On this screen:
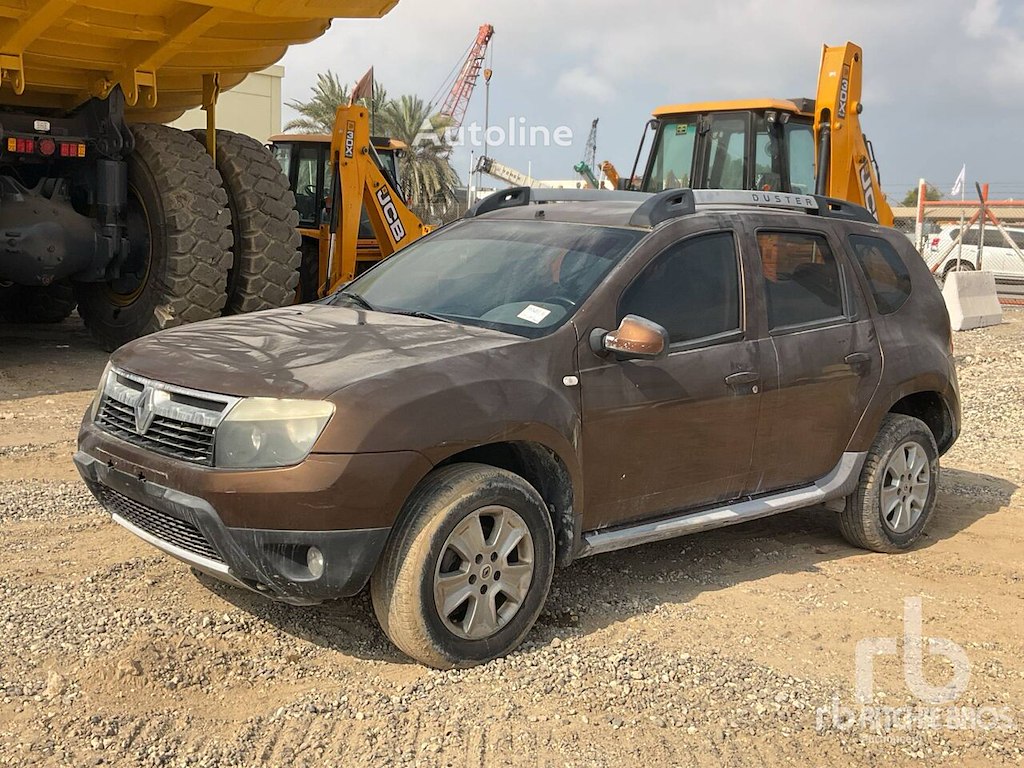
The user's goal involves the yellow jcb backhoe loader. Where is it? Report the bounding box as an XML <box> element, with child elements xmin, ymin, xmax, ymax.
<box><xmin>270</xmin><ymin>131</ymin><xmax>409</xmax><ymax>301</ymax></box>
<box><xmin>611</xmin><ymin>42</ymin><xmax>894</xmax><ymax>226</ymax></box>
<box><xmin>299</xmin><ymin>104</ymin><xmax>430</xmax><ymax>299</ymax></box>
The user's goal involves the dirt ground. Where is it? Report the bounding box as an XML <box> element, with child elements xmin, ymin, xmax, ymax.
<box><xmin>0</xmin><ymin>313</ymin><xmax>1021</xmax><ymax>767</ymax></box>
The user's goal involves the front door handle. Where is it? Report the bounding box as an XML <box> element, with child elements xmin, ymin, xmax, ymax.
<box><xmin>845</xmin><ymin>352</ymin><xmax>871</xmax><ymax>375</ymax></box>
<box><xmin>725</xmin><ymin>370</ymin><xmax>760</xmax><ymax>393</ymax></box>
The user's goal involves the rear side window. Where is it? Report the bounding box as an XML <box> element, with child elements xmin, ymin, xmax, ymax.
<box><xmin>848</xmin><ymin>234</ymin><xmax>912</xmax><ymax>314</ymax></box>
<box><xmin>619</xmin><ymin>232</ymin><xmax>741</xmax><ymax>344</ymax></box>
<box><xmin>756</xmin><ymin>231</ymin><xmax>844</xmax><ymax>329</ymax></box>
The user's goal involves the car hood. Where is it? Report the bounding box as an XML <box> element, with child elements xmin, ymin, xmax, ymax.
<box><xmin>111</xmin><ymin>304</ymin><xmax>521</xmax><ymax>399</ymax></box>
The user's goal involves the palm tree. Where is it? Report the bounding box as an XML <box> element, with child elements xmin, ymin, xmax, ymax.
<box><xmin>284</xmin><ymin>71</ymin><xmax>349</xmax><ymax>133</ymax></box>
<box><xmin>380</xmin><ymin>95</ymin><xmax>459</xmax><ymax>222</ymax></box>
<box><xmin>284</xmin><ymin>73</ymin><xmax>389</xmax><ymax>133</ymax></box>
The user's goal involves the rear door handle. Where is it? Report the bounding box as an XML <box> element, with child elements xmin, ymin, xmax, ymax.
<box><xmin>725</xmin><ymin>371</ymin><xmax>760</xmax><ymax>393</ymax></box>
<box><xmin>845</xmin><ymin>352</ymin><xmax>871</xmax><ymax>375</ymax></box>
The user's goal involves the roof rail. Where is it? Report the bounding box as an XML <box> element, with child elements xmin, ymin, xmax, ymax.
<box><xmin>813</xmin><ymin>196</ymin><xmax>877</xmax><ymax>223</ymax></box>
<box><xmin>465</xmin><ymin>186</ymin><xmax>649</xmax><ymax>218</ymax></box>
<box><xmin>465</xmin><ymin>185</ymin><xmax>878</xmax><ymax>227</ymax></box>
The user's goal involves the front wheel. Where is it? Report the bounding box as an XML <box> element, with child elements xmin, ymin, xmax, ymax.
<box><xmin>371</xmin><ymin>464</ymin><xmax>555</xmax><ymax>668</ymax></box>
<box><xmin>839</xmin><ymin>414</ymin><xmax>939</xmax><ymax>553</ymax></box>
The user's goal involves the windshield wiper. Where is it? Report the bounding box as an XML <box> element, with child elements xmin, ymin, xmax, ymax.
<box><xmin>334</xmin><ymin>290</ymin><xmax>375</xmax><ymax>311</ymax></box>
<box><xmin>386</xmin><ymin>309</ymin><xmax>454</xmax><ymax>324</ymax></box>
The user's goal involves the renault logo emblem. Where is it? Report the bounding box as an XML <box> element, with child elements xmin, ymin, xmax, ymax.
<box><xmin>134</xmin><ymin>386</ymin><xmax>168</xmax><ymax>435</ymax></box>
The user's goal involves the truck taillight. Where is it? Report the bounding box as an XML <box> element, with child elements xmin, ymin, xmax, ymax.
<box><xmin>5</xmin><ymin>136</ymin><xmax>85</xmax><ymax>157</ymax></box>
<box><xmin>7</xmin><ymin>137</ymin><xmax>35</xmax><ymax>153</ymax></box>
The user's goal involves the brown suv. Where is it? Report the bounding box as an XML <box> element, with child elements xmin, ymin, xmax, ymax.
<box><xmin>75</xmin><ymin>187</ymin><xmax>960</xmax><ymax>668</ymax></box>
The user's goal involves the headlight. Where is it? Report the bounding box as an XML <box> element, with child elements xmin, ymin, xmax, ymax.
<box><xmin>215</xmin><ymin>398</ymin><xmax>334</xmax><ymax>469</ymax></box>
<box><xmin>89</xmin><ymin>361</ymin><xmax>113</xmax><ymax>421</ymax></box>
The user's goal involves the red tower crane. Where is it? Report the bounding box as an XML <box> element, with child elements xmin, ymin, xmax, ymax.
<box><xmin>437</xmin><ymin>23</ymin><xmax>494</xmax><ymax>133</ymax></box>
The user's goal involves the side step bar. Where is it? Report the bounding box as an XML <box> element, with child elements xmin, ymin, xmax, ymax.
<box><xmin>579</xmin><ymin>452</ymin><xmax>867</xmax><ymax>557</ymax></box>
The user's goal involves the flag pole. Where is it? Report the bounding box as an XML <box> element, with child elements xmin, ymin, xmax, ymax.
<box><xmin>957</xmin><ymin>166</ymin><xmax>965</xmax><ymax>270</ymax></box>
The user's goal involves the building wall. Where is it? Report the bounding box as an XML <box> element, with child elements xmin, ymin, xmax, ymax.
<box><xmin>168</xmin><ymin>65</ymin><xmax>283</xmax><ymax>144</ymax></box>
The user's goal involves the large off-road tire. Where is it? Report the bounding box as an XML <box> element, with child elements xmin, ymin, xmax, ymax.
<box><xmin>75</xmin><ymin>123</ymin><xmax>232</xmax><ymax>351</ymax></box>
<box><xmin>371</xmin><ymin>464</ymin><xmax>555</xmax><ymax>669</ymax></box>
<box><xmin>0</xmin><ymin>282</ymin><xmax>76</xmax><ymax>323</ymax></box>
<box><xmin>839</xmin><ymin>414</ymin><xmax>939</xmax><ymax>553</ymax></box>
<box><xmin>190</xmin><ymin>129</ymin><xmax>300</xmax><ymax>314</ymax></box>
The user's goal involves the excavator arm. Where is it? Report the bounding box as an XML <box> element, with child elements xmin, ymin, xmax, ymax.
<box><xmin>812</xmin><ymin>43</ymin><xmax>894</xmax><ymax>226</ymax></box>
<box><xmin>322</xmin><ymin>104</ymin><xmax>429</xmax><ymax>295</ymax></box>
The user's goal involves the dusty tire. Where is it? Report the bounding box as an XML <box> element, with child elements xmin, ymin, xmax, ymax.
<box><xmin>0</xmin><ymin>282</ymin><xmax>76</xmax><ymax>323</ymax></box>
<box><xmin>75</xmin><ymin>124</ymin><xmax>232</xmax><ymax>351</ymax></box>
<box><xmin>839</xmin><ymin>414</ymin><xmax>939</xmax><ymax>553</ymax></box>
<box><xmin>190</xmin><ymin>129</ymin><xmax>300</xmax><ymax>314</ymax></box>
<box><xmin>371</xmin><ymin>463</ymin><xmax>555</xmax><ymax>669</ymax></box>
<box><xmin>942</xmin><ymin>259</ymin><xmax>976</xmax><ymax>277</ymax></box>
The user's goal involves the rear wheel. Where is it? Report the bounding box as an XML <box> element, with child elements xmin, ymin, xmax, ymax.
<box><xmin>839</xmin><ymin>414</ymin><xmax>939</xmax><ymax>553</ymax></box>
<box><xmin>371</xmin><ymin>464</ymin><xmax>555</xmax><ymax>668</ymax></box>
<box><xmin>75</xmin><ymin>124</ymin><xmax>232</xmax><ymax>350</ymax></box>
<box><xmin>0</xmin><ymin>282</ymin><xmax>76</xmax><ymax>323</ymax></box>
<box><xmin>190</xmin><ymin>129</ymin><xmax>301</xmax><ymax>314</ymax></box>
<box><xmin>943</xmin><ymin>259</ymin><xmax>976</xmax><ymax>277</ymax></box>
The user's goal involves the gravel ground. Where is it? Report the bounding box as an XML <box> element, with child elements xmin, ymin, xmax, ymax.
<box><xmin>0</xmin><ymin>314</ymin><xmax>1021</xmax><ymax>767</ymax></box>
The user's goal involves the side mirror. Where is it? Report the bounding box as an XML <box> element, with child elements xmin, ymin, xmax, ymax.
<box><xmin>590</xmin><ymin>315</ymin><xmax>669</xmax><ymax>361</ymax></box>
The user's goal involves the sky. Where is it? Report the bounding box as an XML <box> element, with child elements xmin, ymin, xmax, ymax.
<box><xmin>279</xmin><ymin>0</ymin><xmax>1024</xmax><ymax>201</ymax></box>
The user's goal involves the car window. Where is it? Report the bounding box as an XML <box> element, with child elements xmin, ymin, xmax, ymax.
<box><xmin>848</xmin><ymin>234</ymin><xmax>912</xmax><ymax>314</ymax></box>
<box><xmin>953</xmin><ymin>227</ymin><xmax>1024</xmax><ymax>249</ymax></box>
<box><xmin>757</xmin><ymin>231</ymin><xmax>844</xmax><ymax>329</ymax></box>
<box><xmin>618</xmin><ymin>232</ymin><xmax>741</xmax><ymax>344</ymax></box>
<box><xmin>330</xmin><ymin>220</ymin><xmax>644</xmax><ymax>338</ymax></box>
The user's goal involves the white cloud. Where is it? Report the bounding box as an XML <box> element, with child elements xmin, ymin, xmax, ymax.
<box><xmin>556</xmin><ymin>67</ymin><xmax>613</xmax><ymax>103</ymax></box>
<box><xmin>966</xmin><ymin>0</ymin><xmax>1001</xmax><ymax>38</ymax></box>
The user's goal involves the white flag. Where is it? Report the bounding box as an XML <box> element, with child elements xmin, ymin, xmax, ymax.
<box><xmin>951</xmin><ymin>164</ymin><xmax>965</xmax><ymax>197</ymax></box>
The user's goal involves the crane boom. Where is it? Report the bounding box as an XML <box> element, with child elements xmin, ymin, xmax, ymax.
<box><xmin>574</xmin><ymin>118</ymin><xmax>600</xmax><ymax>187</ymax></box>
<box><xmin>475</xmin><ymin>156</ymin><xmax>538</xmax><ymax>187</ymax></box>
<box><xmin>438</xmin><ymin>24</ymin><xmax>495</xmax><ymax>133</ymax></box>
<box><xmin>573</xmin><ymin>161</ymin><xmax>600</xmax><ymax>190</ymax></box>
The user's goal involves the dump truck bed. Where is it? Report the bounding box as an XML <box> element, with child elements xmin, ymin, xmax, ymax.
<box><xmin>0</xmin><ymin>0</ymin><xmax>397</xmax><ymax>122</ymax></box>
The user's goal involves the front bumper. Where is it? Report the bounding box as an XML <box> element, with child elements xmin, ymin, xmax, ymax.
<box><xmin>75</xmin><ymin>451</ymin><xmax>389</xmax><ymax>605</ymax></box>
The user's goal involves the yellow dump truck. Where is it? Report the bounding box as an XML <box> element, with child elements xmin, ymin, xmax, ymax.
<box><xmin>0</xmin><ymin>0</ymin><xmax>397</xmax><ymax>349</ymax></box>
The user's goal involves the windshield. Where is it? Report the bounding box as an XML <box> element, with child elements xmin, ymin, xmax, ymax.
<box><xmin>325</xmin><ymin>219</ymin><xmax>644</xmax><ymax>338</ymax></box>
<box><xmin>642</xmin><ymin>116</ymin><xmax>699</xmax><ymax>192</ymax></box>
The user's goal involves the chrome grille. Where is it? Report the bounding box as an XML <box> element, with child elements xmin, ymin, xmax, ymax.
<box><xmin>94</xmin><ymin>368</ymin><xmax>238</xmax><ymax>466</ymax></box>
<box><xmin>90</xmin><ymin>482</ymin><xmax>223</xmax><ymax>563</ymax></box>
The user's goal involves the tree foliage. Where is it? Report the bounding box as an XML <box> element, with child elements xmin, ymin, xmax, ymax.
<box><xmin>380</xmin><ymin>95</ymin><xmax>459</xmax><ymax>222</ymax></box>
<box><xmin>900</xmin><ymin>184</ymin><xmax>944</xmax><ymax>207</ymax></box>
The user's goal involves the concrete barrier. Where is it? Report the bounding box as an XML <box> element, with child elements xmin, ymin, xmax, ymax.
<box><xmin>942</xmin><ymin>270</ymin><xmax>1003</xmax><ymax>331</ymax></box>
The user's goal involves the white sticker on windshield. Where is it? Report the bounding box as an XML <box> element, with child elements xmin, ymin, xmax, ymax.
<box><xmin>517</xmin><ymin>304</ymin><xmax>552</xmax><ymax>324</ymax></box>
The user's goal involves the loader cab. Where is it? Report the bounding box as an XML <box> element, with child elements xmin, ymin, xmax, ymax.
<box><xmin>638</xmin><ymin>99</ymin><xmax>816</xmax><ymax>196</ymax></box>
<box><xmin>269</xmin><ymin>133</ymin><xmax>403</xmax><ymax>236</ymax></box>
<box><xmin>270</xmin><ymin>133</ymin><xmax>406</xmax><ymax>301</ymax></box>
